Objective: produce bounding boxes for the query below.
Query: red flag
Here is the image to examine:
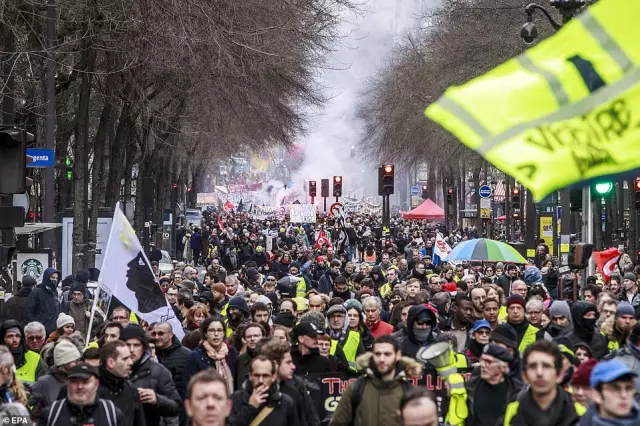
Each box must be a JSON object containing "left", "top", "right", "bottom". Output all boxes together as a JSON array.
[
  {"left": 315, "top": 231, "right": 331, "bottom": 249},
  {"left": 593, "top": 247, "right": 622, "bottom": 281},
  {"left": 217, "top": 214, "right": 224, "bottom": 230},
  {"left": 223, "top": 200, "right": 234, "bottom": 211}
]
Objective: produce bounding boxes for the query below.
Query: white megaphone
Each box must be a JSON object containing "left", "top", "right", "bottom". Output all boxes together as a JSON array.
[{"left": 416, "top": 342, "right": 457, "bottom": 378}]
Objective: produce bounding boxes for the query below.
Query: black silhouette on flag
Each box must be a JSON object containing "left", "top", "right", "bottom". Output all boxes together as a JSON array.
[{"left": 125, "top": 251, "right": 167, "bottom": 313}]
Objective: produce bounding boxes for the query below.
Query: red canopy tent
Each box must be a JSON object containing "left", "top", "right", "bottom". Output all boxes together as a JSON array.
[{"left": 401, "top": 199, "right": 445, "bottom": 220}]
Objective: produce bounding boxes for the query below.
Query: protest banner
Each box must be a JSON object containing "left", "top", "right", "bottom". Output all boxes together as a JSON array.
[{"left": 290, "top": 203, "right": 317, "bottom": 223}]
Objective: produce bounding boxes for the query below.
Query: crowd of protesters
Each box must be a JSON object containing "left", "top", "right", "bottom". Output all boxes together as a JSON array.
[{"left": 0, "top": 210, "right": 639, "bottom": 426}]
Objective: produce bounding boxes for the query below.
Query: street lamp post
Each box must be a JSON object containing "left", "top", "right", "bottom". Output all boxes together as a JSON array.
[{"left": 490, "top": 179, "right": 498, "bottom": 239}]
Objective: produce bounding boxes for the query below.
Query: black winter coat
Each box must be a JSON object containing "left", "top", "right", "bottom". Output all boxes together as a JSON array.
[
  {"left": 228, "top": 386, "right": 299, "bottom": 426},
  {"left": 97, "top": 366, "right": 147, "bottom": 426},
  {"left": 26, "top": 268, "right": 60, "bottom": 335},
  {"left": 2, "top": 286, "right": 31, "bottom": 325},
  {"left": 155, "top": 336, "right": 192, "bottom": 399},
  {"left": 39, "top": 398, "right": 124, "bottom": 426},
  {"left": 129, "top": 354, "right": 182, "bottom": 426}
]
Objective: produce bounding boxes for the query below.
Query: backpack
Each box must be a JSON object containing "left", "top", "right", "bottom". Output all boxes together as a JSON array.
[
  {"left": 349, "top": 376, "right": 412, "bottom": 424},
  {"left": 48, "top": 398, "right": 117, "bottom": 426}
]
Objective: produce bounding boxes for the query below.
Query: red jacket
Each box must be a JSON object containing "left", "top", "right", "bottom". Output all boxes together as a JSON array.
[{"left": 367, "top": 318, "right": 394, "bottom": 339}]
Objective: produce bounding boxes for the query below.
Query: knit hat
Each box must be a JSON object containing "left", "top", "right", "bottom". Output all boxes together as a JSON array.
[
  {"left": 56, "top": 313, "right": 75, "bottom": 329},
  {"left": 212, "top": 282, "right": 226, "bottom": 295},
  {"left": 616, "top": 302, "right": 635, "bottom": 318},
  {"left": 623, "top": 272, "right": 637, "bottom": 281},
  {"left": 54, "top": 339, "right": 82, "bottom": 367},
  {"left": 227, "top": 295, "right": 250, "bottom": 316},
  {"left": 326, "top": 304, "right": 347, "bottom": 317},
  {"left": 523, "top": 267, "right": 542, "bottom": 285},
  {"left": 490, "top": 324, "right": 518, "bottom": 351},
  {"left": 483, "top": 343, "right": 513, "bottom": 363},
  {"left": 344, "top": 299, "right": 362, "bottom": 312},
  {"left": 6, "top": 326, "right": 21, "bottom": 337},
  {"left": 549, "top": 301, "right": 572, "bottom": 323},
  {"left": 571, "top": 358, "right": 598, "bottom": 387},
  {"left": 21, "top": 276, "right": 37, "bottom": 288},
  {"left": 274, "top": 311, "right": 296, "bottom": 328},
  {"left": 119, "top": 324, "right": 149, "bottom": 347},
  {"left": 70, "top": 281, "right": 86, "bottom": 294},
  {"left": 359, "top": 288, "right": 373, "bottom": 298},
  {"left": 505, "top": 295, "right": 526, "bottom": 310}
]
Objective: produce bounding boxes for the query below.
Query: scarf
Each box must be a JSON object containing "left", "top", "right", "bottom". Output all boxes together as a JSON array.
[{"left": 202, "top": 341, "right": 233, "bottom": 394}]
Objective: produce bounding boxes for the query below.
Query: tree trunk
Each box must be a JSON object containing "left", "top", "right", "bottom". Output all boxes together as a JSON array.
[{"left": 72, "top": 43, "right": 96, "bottom": 272}]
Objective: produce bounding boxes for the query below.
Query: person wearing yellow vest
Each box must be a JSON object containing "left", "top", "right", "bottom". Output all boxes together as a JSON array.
[
  {"left": 326, "top": 304, "right": 363, "bottom": 370},
  {"left": 224, "top": 295, "right": 250, "bottom": 339},
  {"left": 444, "top": 343, "right": 524, "bottom": 426},
  {"left": 499, "top": 340, "right": 586, "bottom": 425},
  {"left": 0, "top": 319, "right": 44, "bottom": 385},
  {"left": 288, "top": 263, "right": 310, "bottom": 298},
  {"left": 504, "top": 295, "right": 539, "bottom": 354}
]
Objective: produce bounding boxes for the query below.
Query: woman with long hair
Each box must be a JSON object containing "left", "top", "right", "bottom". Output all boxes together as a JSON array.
[
  {"left": 181, "top": 304, "right": 209, "bottom": 349},
  {"left": 184, "top": 317, "right": 237, "bottom": 394},
  {"left": 483, "top": 283, "right": 507, "bottom": 322},
  {"left": 344, "top": 300, "right": 374, "bottom": 352}
]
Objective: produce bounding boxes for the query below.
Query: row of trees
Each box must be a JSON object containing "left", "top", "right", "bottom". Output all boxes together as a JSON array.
[{"left": 1, "top": 0, "right": 355, "bottom": 270}]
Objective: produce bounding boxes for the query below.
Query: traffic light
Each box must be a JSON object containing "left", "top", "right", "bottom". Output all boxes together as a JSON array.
[
  {"left": 321, "top": 179, "right": 329, "bottom": 198},
  {"left": 65, "top": 155, "right": 73, "bottom": 181},
  {"left": 447, "top": 188, "right": 453, "bottom": 204},
  {"left": 511, "top": 187, "right": 521, "bottom": 211},
  {"left": 0, "top": 127, "right": 33, "bottom": 194},
  {"left": 309, "top": 180, "right": 317, "bottom": 197},
  {"left": 591, "top": 180, "right": 613, "bottom": 197},
  {"left": 634, "top": 179, "right": 640, "bottom": 208},
  {"left": 333, "top": 176, "right": 342, "bottom": 197},
  {"left": 378, "top": 165, "right": 394, "bottom": 196},
  {"left": 421, "top": 185, "right": 428, "bottom": 199}
]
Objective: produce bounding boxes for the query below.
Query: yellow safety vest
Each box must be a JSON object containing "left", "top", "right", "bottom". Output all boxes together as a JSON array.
[
  {"left": 16, "top": 351, "right": 40, "bottom": 385},
  {"left": 498, "top": 306, "right": 508, "bottom": 323},
  {"left": 435, "top": 353, "right": 469, "bottom": 378},
  {"left": 601, "top": 331, "right": 620, "bottom": 351},
  {"left": 445, "top": 372, "right": 469, "bottom": 426},
  {"left": 379, "top": 283, "right": 391, "bottom": 298},
  {"left": 518, "top": 324, "right": 539, "bottom": 354},
  {"left": 223, "top": 318, "right": 233, "bottom": 338},
  {"left": 330, "top": 331, "right": 360, "bottom": 370},
  {"left": 503, "top": 400, "right": 586, "bottom": 425},
  {"left": 296, "top": 277, "right": 307, "bottom": 298},
  {"left": 426, "top": 0, "right": 640, "bottom": 202},
  {"left": 221, "top": 302, "right": 229, "bottom": 317}
]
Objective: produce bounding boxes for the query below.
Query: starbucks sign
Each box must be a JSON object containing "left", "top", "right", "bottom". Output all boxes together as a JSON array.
[
  {"left": 20, "top": 258, "right": 44, "bottom": 281},
  {"left": 16, "top": 250, "right": 52, "bottom": 285}
]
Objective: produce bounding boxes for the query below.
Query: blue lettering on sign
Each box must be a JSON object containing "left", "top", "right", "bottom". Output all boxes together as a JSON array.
[{"left": 26, "top": 148, "right": 55, "bottom": 168}]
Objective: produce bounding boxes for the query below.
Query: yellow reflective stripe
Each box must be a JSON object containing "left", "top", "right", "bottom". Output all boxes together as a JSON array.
[
  {"left": 516, "top": 54, "right": 569, "bottom": 106},
  {"left": 438, "top": 96, "right": 490, "bottom": 139},
  {"left": 329, "top": 339, "right": 338, "bottom": 356},
  {"left": 581, "top": 11, "right": 633, "bottom": 72},
  {"left": 436, "top": 366, "right": 458, "bottom": 377},
  {"left": 449, "top": 382, "right": 465, "bottom": 390}
]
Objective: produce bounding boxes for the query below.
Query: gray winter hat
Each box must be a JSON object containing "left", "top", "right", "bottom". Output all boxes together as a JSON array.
[{"left": 549, "top": 301, "right": 572, "bottom": 324}]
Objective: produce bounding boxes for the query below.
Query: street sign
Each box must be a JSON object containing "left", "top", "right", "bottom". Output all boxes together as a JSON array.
[
  {"left": 478, "top": 185, "right": 492, "bottom": 198},
  {"left": 26, "top": 148, "right": 55, "bottom": 168},
  {"left": 410, "top": 186, "right": 420, "bottom": 196},
  {"left": 480, "top": 197, "right": 491, "bottom": 218}
]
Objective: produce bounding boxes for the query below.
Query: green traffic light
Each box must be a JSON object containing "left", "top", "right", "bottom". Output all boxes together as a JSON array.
[{"left": 594, "top": 182, "right": 613, "bottom": 195}]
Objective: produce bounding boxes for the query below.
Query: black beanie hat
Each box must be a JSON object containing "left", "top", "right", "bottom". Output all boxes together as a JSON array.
[
  {"left": 119, "top": 324, "right": 149, "bottom": 348},
  {"left": 490, "top": 324, "right": 518, "bottom": 351}
]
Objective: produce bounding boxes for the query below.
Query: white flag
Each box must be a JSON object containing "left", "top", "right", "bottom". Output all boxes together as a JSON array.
[
  {"left": 434, "top": 233, "right": 458, "bottom": 266},
  {"left": 99, "top": 202, "right": 184, "bottom": 339}
]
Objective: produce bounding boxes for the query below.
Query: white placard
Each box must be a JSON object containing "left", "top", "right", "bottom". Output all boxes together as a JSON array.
[{"left": 289, "top": 204, "right": 317, "bottom": 223}]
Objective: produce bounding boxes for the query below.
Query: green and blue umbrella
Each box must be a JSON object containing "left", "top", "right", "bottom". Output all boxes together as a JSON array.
[{"left": 443, "top": 238, "right": 527, "bottom": 263}]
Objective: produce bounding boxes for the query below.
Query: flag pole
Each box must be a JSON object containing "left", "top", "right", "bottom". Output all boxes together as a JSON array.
[{"left": 86, "top": 284, "right": 100, "bottom": 344}]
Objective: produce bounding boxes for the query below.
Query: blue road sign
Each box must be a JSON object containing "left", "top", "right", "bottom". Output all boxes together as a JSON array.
[
  {"left": 478, "top": 185, "right": 492, "bottom": 198},
  {"left": 26, "top": 148, "right": 55, "bottom": 168},
  {"left": 410, "top": 186, "right": 420, "bottom": 196}
]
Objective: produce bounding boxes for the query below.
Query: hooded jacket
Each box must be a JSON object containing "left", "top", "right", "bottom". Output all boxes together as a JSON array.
[
  {"left": 329, "top": 352, "right": 423, "bottom": 426},
  {"left": 128, "top": 339, "right": 182, "bottom": 426},
  {"left": 26, "top": 268, "right": 61, "bottom": 335},
  {"left": 578, "top": 403, "right": 640, "bottom": 426},
  {"left": 0, "top": 319, "right": 44, "bottom": 384},
  {"left": 561, "top": 301, "right": 609, "bottom": 360},
  {"left": 394, "top": 305, "right": 438, "bottom": 358}
]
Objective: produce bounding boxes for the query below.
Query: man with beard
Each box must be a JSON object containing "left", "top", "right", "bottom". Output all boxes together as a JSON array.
[
  {"left": 330, "top": 276, "right": 356, "bottom": 301},
  {"left": 0, "top": 319, "right": 44, "bottom": 385},
  {"left": 619, "top": 272, "right": 640, "bottom": 308},
  {"left": 603, "top": 302, "right": 635, "bottom": 351},
  {"left": 559, "top": 301, "right": 609, "bottom": 359},
  {"left": 202, "top": 282, "right": 229, "bottom": 315},
  {"left": 318, "top": 260, "right": 342, "bottom": 295},
  {"left": 291, "top": 321, "right": 333, "bottom": 375},
  {"left": 504, "top": 295, "right": 539, "bottom": 353},
  {"left": 234, "top": 322, "right": 266, "bottom": 390},
  {"left": 30, "top": 338, "right": 82, "bottom": 422},
  {"left": 26, "top": 267, "right": 61, "bottom": 335},
  {"left": 537, "top": 300, "right": 573, "bottom": 341},
  {"left": 445, "top": 344, "right": 524, "bottom": 426},
  {"left": 330, "top": 335, "right": 422, "bottom": 426},
  {"left": 398, "top": 259, "right": 411, "bottom": 281},
  {"left": 497, "top": 264, "right": 520, "bottom": 297},
  {"left": 121, "top": 325, "right": 181, "bottom": 426},
  {"left": 224, "top": 295, "right": 250, "bottom": 339},
  {"left": 441, "top": 295, "right": 474, "bottom": 350},
  {"left": 396, "top": 305, "right": 439, "bottom": 358},
  {"left": 288, "top": 262, "right": 311, "bottom": 298},
  {"left": 250, "top": 302, "right": 272, "bottom": 335},
  {"left": 67, "top": 281, "right": 92, "bottom": 337},
  {"left": 410, "top": 262, "right": 428, "bottom": 288},
  {"left": 470, "top": 287, "right": 486, "bottom": 321},
  {"left": 379, "top": 252, "right": 393, "bottom": 272}
]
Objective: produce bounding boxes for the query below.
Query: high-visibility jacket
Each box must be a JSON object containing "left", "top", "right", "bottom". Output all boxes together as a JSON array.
[
  {"left": 379, "top": 283, "right": 392, "bottom": 298},
  {"left": 296, "top": 277, "right": 307, "bottom": 298},
  {"left": 498, "top": 305, "right": 508, "bottom": 323},
  {"left": 330, "top": 330, "right": 360, "bottom": 370},
  {"left": 518, "top": 324, "right": 539, "bottom": 354},
  {"left": 601, "top": 330, "right": 620, "bottom": 351},
  {"left": 223, "top": 318, "right": 233, "bottom": 338},
  {"left": 502, "top": 400, "right": 586, "bottom": 425},
  {"left": 426, "top": 0, "right": 640, "bottom": 202},
  {"left": 16, "top": 351, "right": 40, "bottom": 384},
  {"left": 221, "top": 302, "right": 229, "bottom": 317},
  {"left": 435, "top": 353, "right": 469, "bottom": 378}
]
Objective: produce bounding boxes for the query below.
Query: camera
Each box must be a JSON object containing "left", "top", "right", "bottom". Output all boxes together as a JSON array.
[{"left": 521, "top": 22, "right": 538, "bottom": 44}]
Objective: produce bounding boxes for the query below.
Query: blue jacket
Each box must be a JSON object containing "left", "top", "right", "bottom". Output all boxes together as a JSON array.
[{"left": 190, "top": 232, "right": 202, "bottom": 250}]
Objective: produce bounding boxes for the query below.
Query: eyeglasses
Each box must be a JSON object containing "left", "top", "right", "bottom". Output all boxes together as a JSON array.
[
  {"left": 151, "top": 331, "right": 166, "bottom": 337},
  {"left": 112, "top": 316, "right": 128, "bottom": 321},
  {"left": 27, "top": 336, "right": 44, "bottom": 342},
  {"left": 266, "top": 278, "right": 276, "bottom": 282},
  {"left": 474, "top": 329, "right": 490, "bottom": 336},
  {"left": 207, "top": 328, "right": 224, "bottom": 335},
  {"left": 415, "top": 320, "right": 430, "bottom": 326}
]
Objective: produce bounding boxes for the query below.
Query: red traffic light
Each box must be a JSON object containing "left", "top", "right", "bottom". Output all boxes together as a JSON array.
[
  {"left": 512, "top": 187, "right": 521, "bottom": 195},
  {"left": 172, "top": 183, "right": 177, "bottom": 188},
  {"left": 383, "top": 165, "right": 394, "bottom": 174},
  {"left": 447, "top": 188, "right": 453, "bottom": 194},
  {"left": 334, "top": 176, "right": 342, "bottom": 183},
  {"left": 422, "top": 185, "right": 427, "bottom": 191},
  {"left": 28, "top": 212, "right": 35, "bottom": 219},
  {"left": 187, "top": 187, "right": 192, "bottom": 192},
  {"left": 635, "top": 180, "right": 640, "bottom": 191}
]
